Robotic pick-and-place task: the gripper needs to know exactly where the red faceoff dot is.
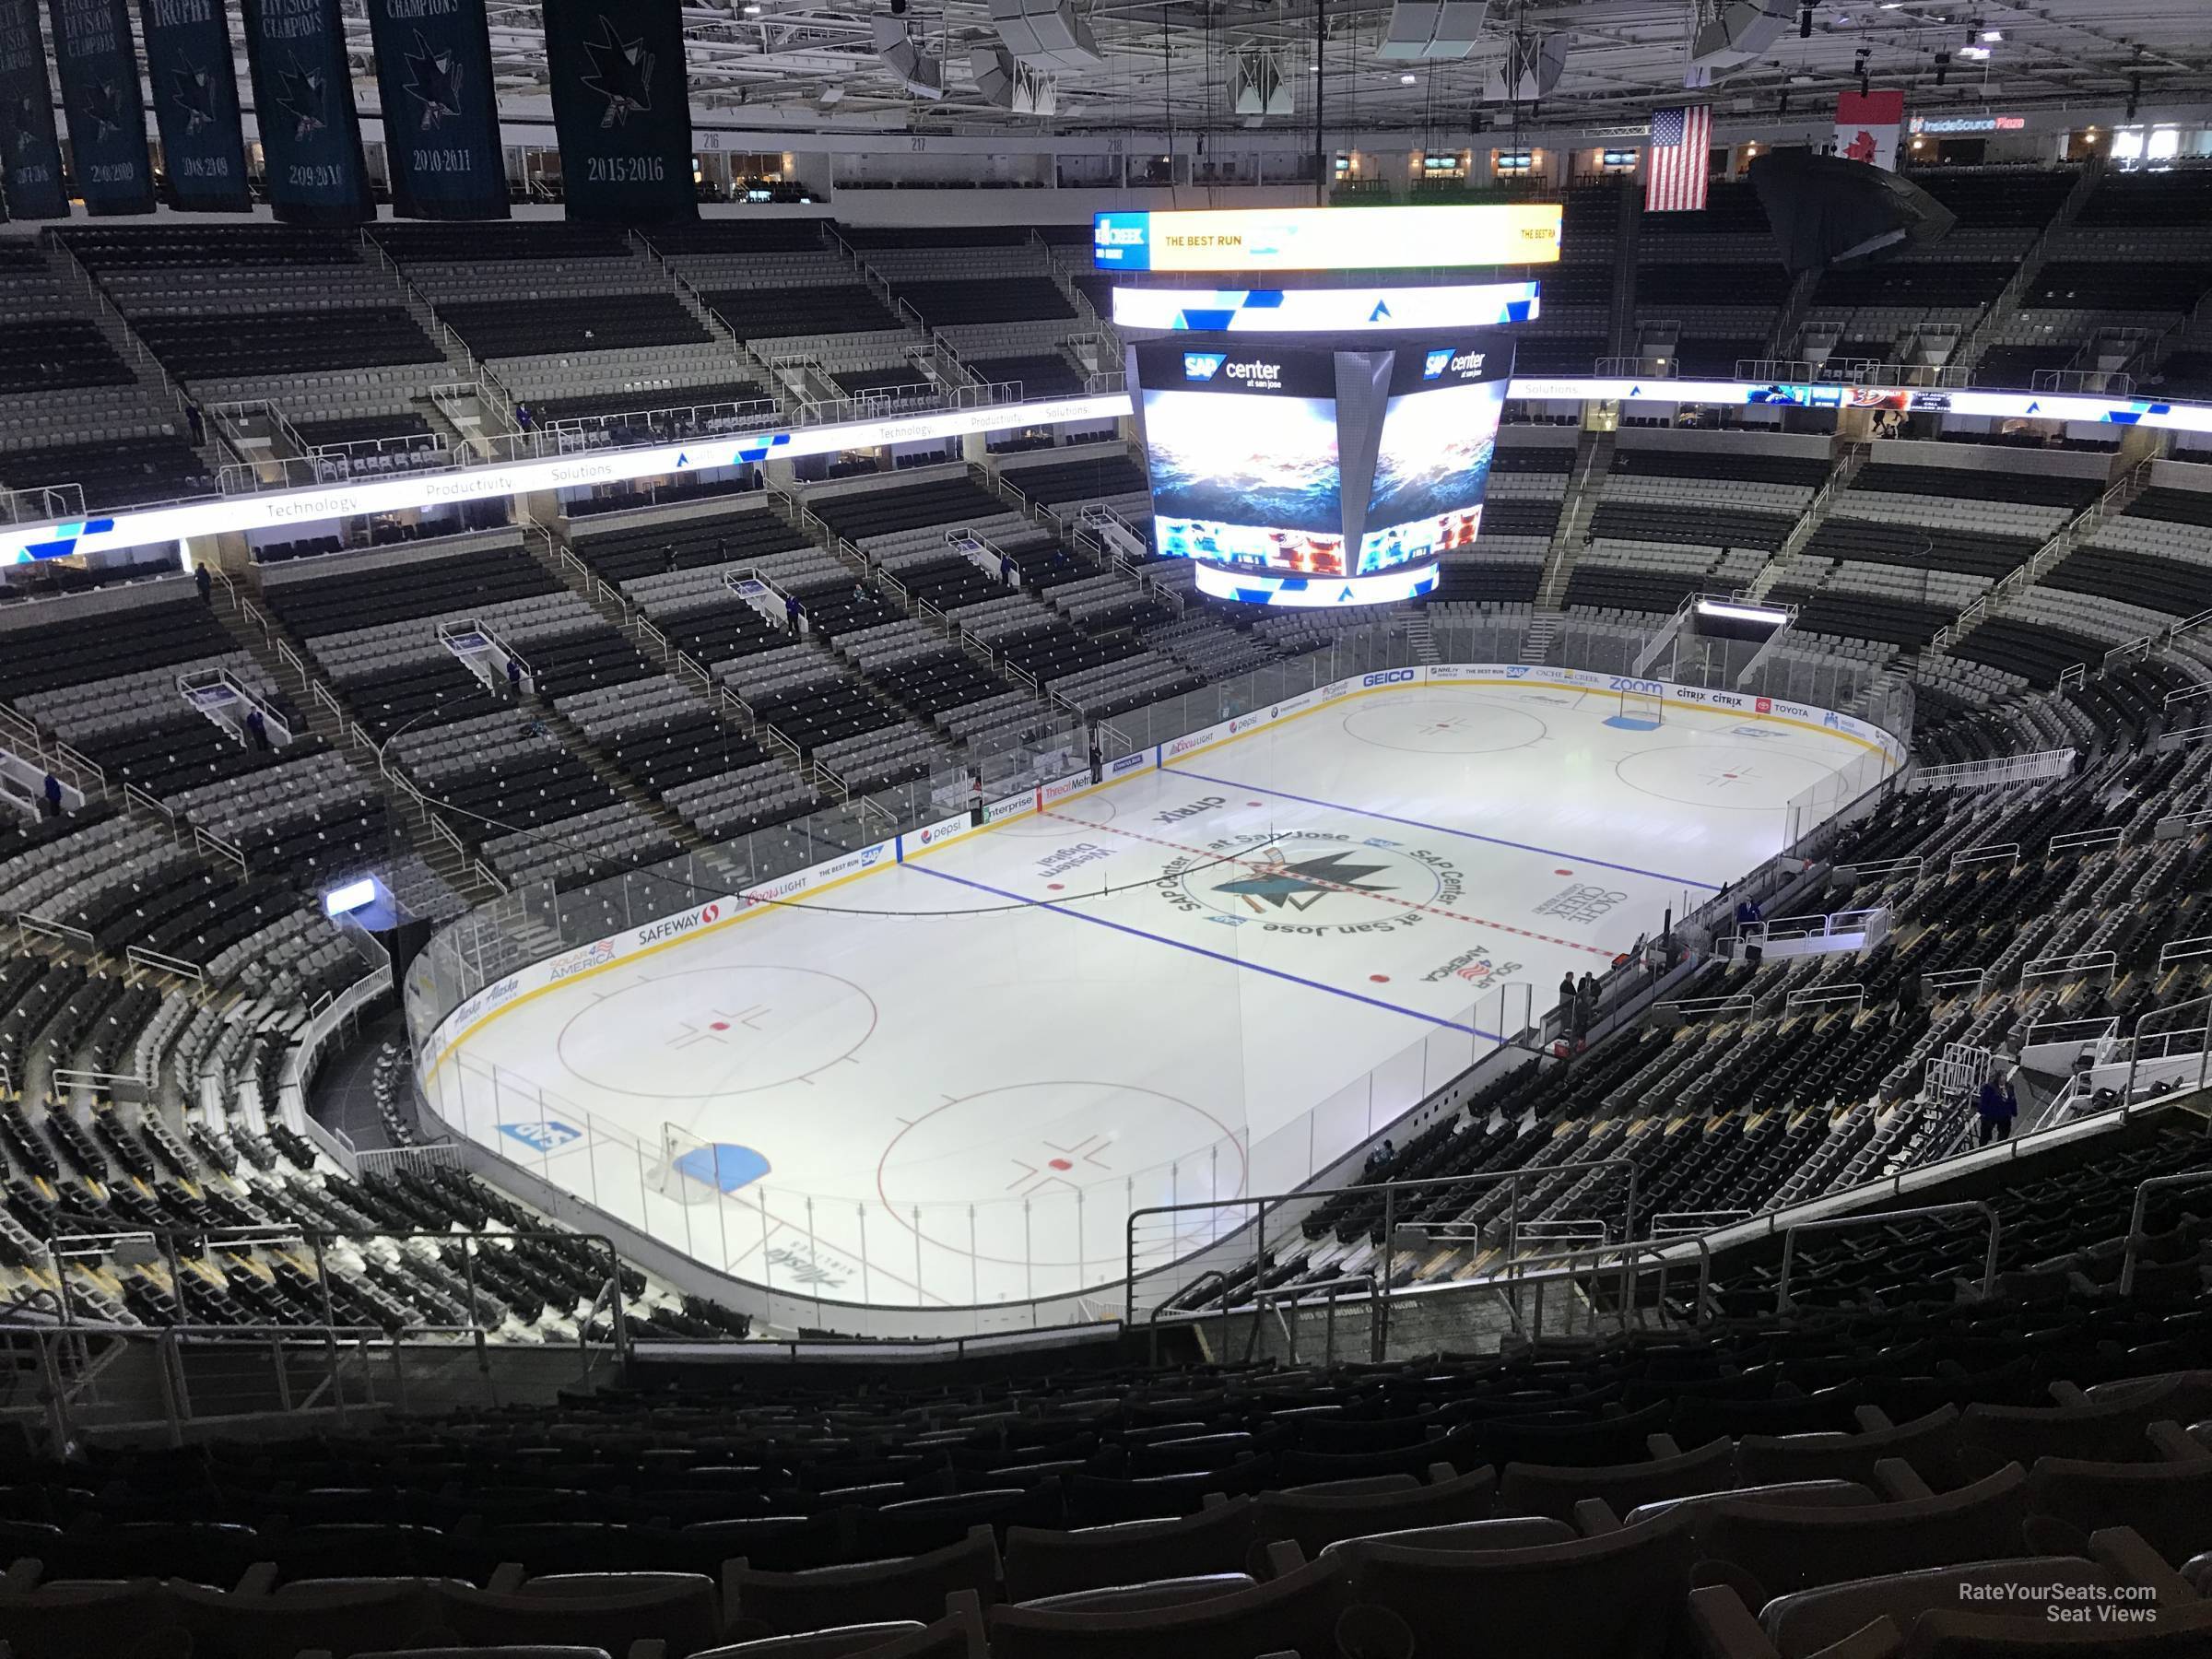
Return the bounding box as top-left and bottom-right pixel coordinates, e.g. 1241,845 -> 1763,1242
1371,974 -> 1391,982
1049,1158 -> 1073,1171
710,1022 -> 730,1031
1555,868 -> 1573,876
1249,800 -> 1264,806
1047,883 -> 1065,891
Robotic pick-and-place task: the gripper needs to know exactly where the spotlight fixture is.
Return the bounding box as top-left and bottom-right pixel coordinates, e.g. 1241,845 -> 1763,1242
1980,29 -> 2002,41
1959,43 -> 1989,59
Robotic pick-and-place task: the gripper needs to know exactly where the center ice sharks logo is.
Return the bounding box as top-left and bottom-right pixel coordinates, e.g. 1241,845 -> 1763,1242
1156,830 -> 1461,937
1213,848 -> 1396,915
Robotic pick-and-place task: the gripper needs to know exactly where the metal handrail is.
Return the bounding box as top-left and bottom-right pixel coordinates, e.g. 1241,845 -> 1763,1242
1124,1158 -> 1641,1355
2121,1170 -> 2212,1294
1777,1200 -> 1999,1312
1241,1273 -> 1380,1365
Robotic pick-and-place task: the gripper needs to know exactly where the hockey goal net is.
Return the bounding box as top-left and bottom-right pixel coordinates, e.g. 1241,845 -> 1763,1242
1618,685 -> 1665,727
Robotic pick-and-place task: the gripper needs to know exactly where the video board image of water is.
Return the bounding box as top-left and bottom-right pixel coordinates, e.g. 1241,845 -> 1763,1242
1143,390 -> 1344,535
1365,378 -> 1507,531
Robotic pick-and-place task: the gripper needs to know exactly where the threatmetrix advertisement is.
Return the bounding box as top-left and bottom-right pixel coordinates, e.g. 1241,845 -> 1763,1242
1095,204 -> 1562,274
1135,339 -> 1348,581
1358,335 -> 1514,574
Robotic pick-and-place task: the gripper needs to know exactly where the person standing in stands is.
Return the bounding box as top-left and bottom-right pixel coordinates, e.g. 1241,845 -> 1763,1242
194,563 -> 212,606
664,543 -> 679,575
184,401 -> 205,447
41,772 -> 62,819
515,404 -> 533,433
784,594 -> 802,636
1976,1065 -> 2019,1146
245,708 -> 269,752
1577,971 -> 1601,1041
1557,971 -> 1578,1050
506,656 -> 524,700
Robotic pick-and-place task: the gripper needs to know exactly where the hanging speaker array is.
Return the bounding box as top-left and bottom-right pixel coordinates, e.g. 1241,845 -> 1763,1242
1229,45 -> 1295,117
1688,0 -> 1789,77
971,47 -> 1058,113
1376,0 -> 1488,61
1484,31 -> 1567,101
871,16 -> 945,98
988,0 -> 1104,73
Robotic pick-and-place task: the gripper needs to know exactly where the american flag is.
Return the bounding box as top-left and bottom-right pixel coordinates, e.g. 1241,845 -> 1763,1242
1645,104 -> 1713,213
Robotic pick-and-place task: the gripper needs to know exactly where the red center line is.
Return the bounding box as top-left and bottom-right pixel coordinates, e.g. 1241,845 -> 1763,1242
1041,808 -> 1617,959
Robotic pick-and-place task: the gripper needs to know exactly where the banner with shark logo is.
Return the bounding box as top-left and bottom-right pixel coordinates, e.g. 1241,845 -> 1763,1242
0,0 -> 69,218
139,0 -> 251,212
543,0 -> 696,224
48,0 -> 155,214
241,0 -> 372,224
366,0 -> 508,219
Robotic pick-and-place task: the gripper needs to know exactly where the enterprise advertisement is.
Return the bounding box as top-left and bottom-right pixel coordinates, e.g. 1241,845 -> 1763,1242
1357,338 -> 1513,574
1135,340 -> 1347,580
1095,204 -> 1562,274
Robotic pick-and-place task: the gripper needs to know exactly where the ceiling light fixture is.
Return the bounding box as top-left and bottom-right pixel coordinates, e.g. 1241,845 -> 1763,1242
1980,29 -> 2001,41
1399,71 -> 1417,83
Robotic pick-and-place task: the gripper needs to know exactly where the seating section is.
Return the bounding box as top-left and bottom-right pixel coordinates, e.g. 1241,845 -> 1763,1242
8,1273 -> 2212,1656
0,241 -> 218,512
0,243 -> 133,396
61,227 -> 456,458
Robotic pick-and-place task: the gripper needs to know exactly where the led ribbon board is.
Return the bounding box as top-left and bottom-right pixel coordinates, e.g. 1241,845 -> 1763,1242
1111,280 -> 1541,333
1093,204 -> 1562,273
15,377 -> 2212,572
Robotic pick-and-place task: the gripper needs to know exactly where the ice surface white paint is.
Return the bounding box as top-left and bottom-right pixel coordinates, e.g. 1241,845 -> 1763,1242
433,683 -> 1881,1312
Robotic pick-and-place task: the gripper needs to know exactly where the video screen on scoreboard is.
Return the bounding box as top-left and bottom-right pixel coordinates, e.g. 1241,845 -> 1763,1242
1095,204 -> 1561,273
1357,339 -> 1513,574
1135,341 -> 1347,579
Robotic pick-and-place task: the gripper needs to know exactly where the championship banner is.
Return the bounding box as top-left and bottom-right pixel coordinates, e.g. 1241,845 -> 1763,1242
366,0 -> 509,220
139,0 -> 252,213
48,0 -> 155,215
1835,88 -> 1905,171
0,0 -> 69,218
543,0 -> 696,223
241,0 -> 373,225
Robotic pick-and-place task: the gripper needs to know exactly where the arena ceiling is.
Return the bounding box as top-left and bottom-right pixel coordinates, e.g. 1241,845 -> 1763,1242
315,0 -> 2212,135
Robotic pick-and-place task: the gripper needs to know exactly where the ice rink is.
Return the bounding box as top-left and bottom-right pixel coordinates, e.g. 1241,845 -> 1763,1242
426,679 -> 1889,1315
